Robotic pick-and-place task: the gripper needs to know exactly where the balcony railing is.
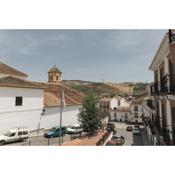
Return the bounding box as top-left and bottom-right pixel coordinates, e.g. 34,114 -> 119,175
160,75 -> 168,93
150,82 -> 159,95
150,73 -> 175,95
159,128 -> 171,145
169,74 -> 175,94
146,100 -> 155,109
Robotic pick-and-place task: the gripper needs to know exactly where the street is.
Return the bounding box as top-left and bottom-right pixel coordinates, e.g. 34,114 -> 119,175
3,123 -> 150,146
114,122 -> 150,146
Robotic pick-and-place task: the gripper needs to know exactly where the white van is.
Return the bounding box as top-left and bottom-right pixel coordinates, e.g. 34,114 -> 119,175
0,127 -> 29,145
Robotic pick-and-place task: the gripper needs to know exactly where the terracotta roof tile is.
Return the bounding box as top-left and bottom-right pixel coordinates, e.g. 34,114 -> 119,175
0,76 -> 44,89
0,61 -> 28,78
34,82 -> 83,107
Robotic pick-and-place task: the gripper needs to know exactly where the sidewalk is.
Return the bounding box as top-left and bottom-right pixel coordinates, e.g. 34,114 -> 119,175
141,129 -> 151,145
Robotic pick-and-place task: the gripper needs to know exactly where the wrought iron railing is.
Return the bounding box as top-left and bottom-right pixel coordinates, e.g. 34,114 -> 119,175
160,76 -> 168,93
169,74 -> 175,94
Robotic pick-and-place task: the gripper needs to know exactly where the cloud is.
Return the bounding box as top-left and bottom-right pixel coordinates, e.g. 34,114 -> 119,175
0,29 -> 166,82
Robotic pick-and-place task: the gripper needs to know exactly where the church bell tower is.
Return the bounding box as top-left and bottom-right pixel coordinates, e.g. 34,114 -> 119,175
48,65 -> 62,84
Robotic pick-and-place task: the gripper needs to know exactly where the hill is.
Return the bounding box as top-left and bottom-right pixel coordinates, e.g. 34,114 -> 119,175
63,80 -> 148,98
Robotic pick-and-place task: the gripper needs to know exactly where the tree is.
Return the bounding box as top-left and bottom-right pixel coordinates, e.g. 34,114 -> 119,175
78,93 -> 101,135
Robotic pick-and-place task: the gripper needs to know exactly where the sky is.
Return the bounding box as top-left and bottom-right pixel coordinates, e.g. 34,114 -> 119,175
0,29 -> 166,83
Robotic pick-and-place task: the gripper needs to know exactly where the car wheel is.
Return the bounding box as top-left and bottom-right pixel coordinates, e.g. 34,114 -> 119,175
0,140 -> 5,146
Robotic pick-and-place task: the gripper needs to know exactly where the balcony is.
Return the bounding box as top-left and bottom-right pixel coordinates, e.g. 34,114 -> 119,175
150,82 -> 159,95
159,128 -> 171,145
160,76 -> 168,94
169,74 -> 175,94
146,99 -> 154,109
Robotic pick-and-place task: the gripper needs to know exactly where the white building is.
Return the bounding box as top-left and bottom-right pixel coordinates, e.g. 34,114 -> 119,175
0,62 -> 83,134
100,96 -> 137,122
129,100 -> 143,124
147,30 -> 175,145
110,107 -> 130,122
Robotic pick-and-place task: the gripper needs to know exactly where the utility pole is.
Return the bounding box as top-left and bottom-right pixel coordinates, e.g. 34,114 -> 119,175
59,85 -> 63,145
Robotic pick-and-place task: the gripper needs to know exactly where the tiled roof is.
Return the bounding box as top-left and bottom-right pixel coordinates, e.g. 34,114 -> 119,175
48,65 -> 62,74
0,61 -> 28,78
0,76 -> 44,89
34,82 -> 83,107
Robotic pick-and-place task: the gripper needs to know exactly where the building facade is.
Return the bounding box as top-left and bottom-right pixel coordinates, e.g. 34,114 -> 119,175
148,30 -> 175,145
129,100 -> 143,124
0,62 -> 83,134
100,96 -> 143,123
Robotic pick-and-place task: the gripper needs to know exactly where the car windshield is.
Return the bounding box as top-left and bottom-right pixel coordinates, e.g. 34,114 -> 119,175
3,131 -> 12,136
70,126 -> 78,129
50,127 -> 57,131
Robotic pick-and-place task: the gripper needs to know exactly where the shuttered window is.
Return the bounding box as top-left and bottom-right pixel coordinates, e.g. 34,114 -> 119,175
15,97 -> 23,106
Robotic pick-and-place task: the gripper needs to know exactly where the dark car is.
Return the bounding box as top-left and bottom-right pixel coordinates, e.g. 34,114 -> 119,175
111,134 -> 125,145
132,128 -> 141,135
44,126 -> 67,138
134,125 -> 140,129
126,126 -> 133,131
106,122 -> 115,132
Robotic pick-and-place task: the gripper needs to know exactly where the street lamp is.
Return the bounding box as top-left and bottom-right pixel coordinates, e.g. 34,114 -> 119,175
37,108 -> 46,134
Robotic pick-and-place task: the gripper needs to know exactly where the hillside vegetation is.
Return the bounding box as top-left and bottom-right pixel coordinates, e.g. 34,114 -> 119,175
63,80 -> 148,98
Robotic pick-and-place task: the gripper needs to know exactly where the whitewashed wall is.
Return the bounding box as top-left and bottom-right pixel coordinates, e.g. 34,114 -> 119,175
41,105 -> 81,129
130,104 -> 143,123
0,87 -> 43,112
0,86 -> 44,134
0,105 -> 81,134
0,109 -> 42,134
110,97 -> 129,110
110,110 -> 130,122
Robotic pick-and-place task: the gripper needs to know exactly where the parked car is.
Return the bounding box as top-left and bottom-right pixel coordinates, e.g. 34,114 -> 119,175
112,134 -> 125,145
126,126 -> 133,131
132,128 -> 141,135
0,127 -> 29,145
66,124 -> 83,134
134,125 -> 140,129
44,126 -> 67,138
105,139 -> 118,146
106,122 -> 115,132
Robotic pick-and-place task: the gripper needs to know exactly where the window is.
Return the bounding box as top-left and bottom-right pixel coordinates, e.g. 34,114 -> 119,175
118,100 -> 120,106
10,133 -> 15,137
56,75 -> 59,80
18,131 -> 22,136
135,113 -> 138,118
15,97 -> 23,106
134,106 -> 138,111
23,131 -> 28,135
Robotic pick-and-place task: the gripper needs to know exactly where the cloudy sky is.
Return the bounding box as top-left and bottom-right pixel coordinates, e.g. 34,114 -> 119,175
0,30 -> 166,83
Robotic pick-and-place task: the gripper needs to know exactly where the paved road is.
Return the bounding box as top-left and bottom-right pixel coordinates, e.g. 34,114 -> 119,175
114,122 -> 150,146
4,133 -> 83,146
